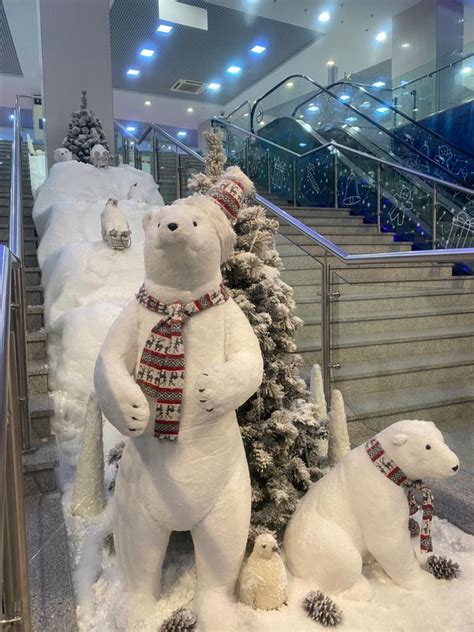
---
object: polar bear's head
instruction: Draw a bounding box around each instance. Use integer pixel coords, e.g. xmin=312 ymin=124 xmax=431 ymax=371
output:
xmin=379 ymin=419 xmax=459 ymax=480
xmin=141 ymin=166 xmax=253 ymax=291
xmin=53 ymin=147 xmax=73 ymax=162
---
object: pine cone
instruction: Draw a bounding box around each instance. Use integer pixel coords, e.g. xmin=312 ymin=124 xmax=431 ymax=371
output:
xmin=160 ymin=608 xmax=197 ymax=632
xmin=427 ymin=555 xmax=460 ymax=580
xmin=303 ymin=591 xmax=343 ymax=627
xmin=408 ymin=517 xmax=420 ymax=537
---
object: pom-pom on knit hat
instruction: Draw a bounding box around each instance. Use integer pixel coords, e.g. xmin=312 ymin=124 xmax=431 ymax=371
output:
xmin=207 ymin=166 xmax=255 ymax=224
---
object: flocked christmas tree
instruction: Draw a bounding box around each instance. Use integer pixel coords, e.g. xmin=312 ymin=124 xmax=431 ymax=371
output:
xmin=188 ymin=129 xmax=226 ymax=193
xmin=63 ymin=90 xmax=109 ymax=164
xmin=193 ymin=130 xmax=328 ymax=539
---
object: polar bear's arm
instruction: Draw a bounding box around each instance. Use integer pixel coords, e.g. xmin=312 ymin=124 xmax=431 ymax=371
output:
xmin=196 ymin=299 xmax=263 ymax=416
xmin=94 ymin=299 xmax=150 ymax=435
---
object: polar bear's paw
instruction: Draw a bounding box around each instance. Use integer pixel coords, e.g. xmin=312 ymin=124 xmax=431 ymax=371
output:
xmin=195 ymin=369 xmax=230 ymax=418
xmin=339 ymin=575 xmax=375 ymax=602
xmin=112 ymin=591 xmax=156 ymax=630
xmin=194 ymin=590 xmax=239 ymax=632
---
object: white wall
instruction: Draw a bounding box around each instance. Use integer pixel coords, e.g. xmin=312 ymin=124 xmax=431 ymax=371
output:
xmin=38 ymin=0 xmax=115 ymax=167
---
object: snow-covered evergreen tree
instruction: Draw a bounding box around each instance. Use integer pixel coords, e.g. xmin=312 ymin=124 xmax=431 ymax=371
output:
xmin=63 ymin=90 xmax=109 ymax=164
xmin=188 ymin=130 xmax=226 ymax=193
xmin=192 ymin=130 xmax=327 ymax=539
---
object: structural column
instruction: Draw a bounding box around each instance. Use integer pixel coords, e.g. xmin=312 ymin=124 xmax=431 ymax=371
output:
xmin=38 ymin=0 xmax=115 ymax=168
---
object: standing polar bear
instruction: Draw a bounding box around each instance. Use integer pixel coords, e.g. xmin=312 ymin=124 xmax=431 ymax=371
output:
xmin=94 ymin=166 xmax=263 ymax=629
xmin=284 ymin=420 xmax=459 ymax=600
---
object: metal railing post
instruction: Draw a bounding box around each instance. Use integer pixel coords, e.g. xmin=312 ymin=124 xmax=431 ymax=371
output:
xmin=333 ymin=152 xmax=338 ymax=208
xmin=292 ymin=159 xmax=297 ymax=207
xmin=432 ymin=183 xmax=437 ymax=249
xmin=267 ymin=149 xmax=271 ymax=194
xmin=321 ymin=259 xmax=332 ymax=407
xmin=244 ymin=137 xmax=249 ymax=174
xmin=152 ymin=132 xmax=159 ymax=183
xmin=176 ymin=148 xmax=182 ymax=199
xmin=376 ymin=163 xmax=382 ymax=232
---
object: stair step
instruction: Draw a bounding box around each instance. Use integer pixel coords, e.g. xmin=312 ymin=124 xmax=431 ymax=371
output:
xmin=25 ymin=267 xmax=41 ymax=286
xmin=27 ymin=329 xmax=47 ymax=360
xmin=0 ymin=226 xmax=36 ymax=239
xmin=28 ymin=358 xmax=48 ymax=395
xmin=27 ymin=303 xmax=44 ymax=331
xmin=297 ymin=323 xmax=474 ymax=363
xmin=345 ymin=380 xmax=473 ymax=428
xmin=278 ymin=216 xmax=366 ymax=228
xmin=30 ymin=394 xmax=54 ymax=440
xmin=23 ymin=435 xmax=58 ymax=495
xmin=280 ymin=247 xmax=412 ymax=268
xmin=276 ymin=226 xmax=390 ymax=239
xmin=25 ymin=492 xmax=78 ymax=631
xmin=334 ymin=350 xmax=474 ymax=395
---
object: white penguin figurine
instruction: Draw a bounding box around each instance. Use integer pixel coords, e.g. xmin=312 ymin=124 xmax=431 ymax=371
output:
xmin=100 ymin=197 xmax=131 ymax=250
xmin=238 ymin=534 xmax=289 ymax=610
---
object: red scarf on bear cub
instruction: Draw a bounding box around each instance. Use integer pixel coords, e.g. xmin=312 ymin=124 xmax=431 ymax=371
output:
xmin=135 ymin=283 xmax=229 ymax=441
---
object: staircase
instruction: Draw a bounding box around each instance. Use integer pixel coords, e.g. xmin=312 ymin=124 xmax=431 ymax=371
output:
xmin=261 ymin=192 xmax=474 ymax=436
xmin=0 ymin=140 xmax=77 ymax=630
xmin=157 ymin=150 xmax=205 ymax=203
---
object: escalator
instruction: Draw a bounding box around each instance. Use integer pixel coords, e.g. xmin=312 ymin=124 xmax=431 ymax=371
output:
xmin=233 ymin=74 xmax=474 ymax=256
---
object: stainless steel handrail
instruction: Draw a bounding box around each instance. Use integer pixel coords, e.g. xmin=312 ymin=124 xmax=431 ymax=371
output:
xmin=224 ymin=100 xmax=252 ymax=122
xmin=9 ymin=104 xmax=23 ymax=261
xmin=0 ymin=246 xmax=32 ymax=631
xmin=250 ymin=73 xmax=471 ymax=182
xmin=215 ymin=118 xmax=474 ymax=197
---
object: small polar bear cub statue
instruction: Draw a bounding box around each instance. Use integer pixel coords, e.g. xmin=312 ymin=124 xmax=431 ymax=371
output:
xmin=53 ymin=147 xmax=73 ymax=162
xmin=284 ymin=419 xmax=459 ymax=601
xmin=94 ymin=166 xmax=263 ymax=630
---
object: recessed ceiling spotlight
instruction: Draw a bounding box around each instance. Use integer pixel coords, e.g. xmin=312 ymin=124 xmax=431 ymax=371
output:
xmin=327 ymin=60 xmax=335 ymax=66
xmin=299 ymin=142 xmax=307 ymax=147
xmin=226 ymin=65 xmax=242 ymax=74
xmin=375 ymin=106 xmax=389 ymax=113
xmin=307 ymin=105 xmax=319 ymax=112
xmin=177 ymin=131 xmax=187 ymax=137
xmin=251 ymin=44 xmax=266 ymax=54
xmin=375 ymin=31 xmax=387 ymax=42
xmin=372 ymin=81 xmax=386 ymax=88
xmin=144 ymin=100 xmax=151 ymax=106
xmin=461 ymin=66 xmax=472 ymax=74
xmin=208 ymin=82 xmax=221 ymax=91
xmin=401 ymin=42 xmax=410 ymax=48
xmin=187 ymin=107 xmax=194 ymax=113
xmin=339 ymin=94 xmax=350 ymax=101
xmin=286 ymin=81 xmax=294 ymax=88
xmin=127 ymin=68 xmax=140 ymax=76
xmin=318 ymin=11 xmax=330 ymax=22
xmin=243 ymin=112 xmax=249 ymax=117
xmin=126 ymin=125 xmax=137 ymax=132
xmin=140 ymin=48 xmax=155 ymax=58
xmin=157 ymin=23 xmax=173 ymax=33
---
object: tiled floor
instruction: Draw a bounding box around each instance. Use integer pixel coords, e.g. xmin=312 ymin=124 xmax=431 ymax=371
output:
xmin=349 ymin=416 xmax=474 ymax=535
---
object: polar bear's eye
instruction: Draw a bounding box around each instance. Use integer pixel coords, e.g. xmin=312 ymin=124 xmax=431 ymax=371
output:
xmin=157 ymin=223 xmax=161 ymax=228
xmin=193 ymin=221 xmax=198 ymax=227
xmin=425 ymin=444 xmax=431 ymax=450
xmin=262 ymin=544 xmax=266 ymax=549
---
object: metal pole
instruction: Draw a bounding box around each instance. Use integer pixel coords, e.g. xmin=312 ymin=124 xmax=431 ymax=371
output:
xmin=152 ymin=132 xmax=159 ymax=183
xmin=333 ymin=152 xmax=338 ymax=208
xmin=432 ymin=184 xmax=437 ymax=249
xmin=176 ymin=148 xmax=182 ymax=199
xmin=2 ymin=333 xmax=32 ymax=631
xmin=244 ymin=137 xmax=249 ymax=174
xmin=321 ymin=259 xmax=332 ymax=406
xmin=292 ymin=159 xmax=297 ymax=207
xmin=376 ymin=164 xmax=382 ymax=232
xmin=267 ymin=149 xmax=271 ymax=194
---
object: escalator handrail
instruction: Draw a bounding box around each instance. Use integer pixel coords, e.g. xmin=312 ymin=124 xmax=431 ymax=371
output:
xmin=292 ymin=78 xmax=474 ymax=160
xmin=224 ymin=100 xmax=252 ymax=122
xmin=251 ymin=74 xmax=472 ymax=184
xmin=215 ymin=118 xmax=474 ymax=197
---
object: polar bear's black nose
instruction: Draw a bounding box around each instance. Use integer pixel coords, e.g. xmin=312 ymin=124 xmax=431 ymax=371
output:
xmin=452 ymin=465 xmax=459 ymax=472
xmin=167 ymin=223 xmax=178 ymax=231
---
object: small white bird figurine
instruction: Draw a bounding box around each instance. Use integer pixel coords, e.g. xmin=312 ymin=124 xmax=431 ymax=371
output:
xmin=238 ymin=534 xmax=289 ymax=610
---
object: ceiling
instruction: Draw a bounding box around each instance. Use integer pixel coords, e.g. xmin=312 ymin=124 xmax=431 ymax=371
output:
xmin=110 ymin=0 xmax=323 ymax=105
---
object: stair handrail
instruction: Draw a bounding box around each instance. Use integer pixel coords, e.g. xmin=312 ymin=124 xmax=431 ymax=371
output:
xmin=250 ymin=73 xmax=472 ymax=181
xmin=224 ymin=100 xmax=252 ymax=122
xmin=114 ymin=120 xmax=203 ymax=161
xmin=215 ymin=118 xmax=474 ymax=197
xmin=291 ymin=78 xmax=474 ymax=160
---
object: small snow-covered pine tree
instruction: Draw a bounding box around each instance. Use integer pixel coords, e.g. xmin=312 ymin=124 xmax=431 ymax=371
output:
xmin=196 ymin=130 xmax=327 ymax=538
xmin=63 ymin=90 xmax=109 ymax=164
xmin=188 ymin=130 xmax=226 ymax=193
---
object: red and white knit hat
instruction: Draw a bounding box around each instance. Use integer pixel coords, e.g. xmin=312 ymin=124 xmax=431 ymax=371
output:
xmin=207 ymin=166 xmax=255 ymax=224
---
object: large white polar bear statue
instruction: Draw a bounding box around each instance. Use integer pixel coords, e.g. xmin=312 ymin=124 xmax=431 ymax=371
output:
xmin=284 ymin=419 xmax=459 ymax=601
xmin=94 ymin=166 xmax=263 ymax=629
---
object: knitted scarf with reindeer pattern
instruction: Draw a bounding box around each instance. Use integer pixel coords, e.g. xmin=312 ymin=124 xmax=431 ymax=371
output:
xmin=135 ymin=283 xmax=229 ymax=440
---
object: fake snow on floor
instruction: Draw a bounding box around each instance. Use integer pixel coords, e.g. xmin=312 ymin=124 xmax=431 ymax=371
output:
xmin=34 ymin=161 xmax=474 ymax=632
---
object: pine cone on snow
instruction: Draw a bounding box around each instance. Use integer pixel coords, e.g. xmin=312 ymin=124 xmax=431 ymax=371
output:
xmin=427 ymin=555 xmax=460 ymax=580
xmin=408 ymin=517 xmax=420 ymax=537
xmin=160 ymin=607 xmax=197 ymax=632
xmin=303 ymin=591 xmax=343 ymax=627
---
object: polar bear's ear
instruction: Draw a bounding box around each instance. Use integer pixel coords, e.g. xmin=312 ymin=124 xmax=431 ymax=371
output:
xmin=392 ymin=433 xmax=408 ymax=446
xmin=142 ymin=210 xmax=156 ymax=230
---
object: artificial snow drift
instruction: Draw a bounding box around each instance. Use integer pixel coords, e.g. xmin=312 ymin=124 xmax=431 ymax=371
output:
xmin=35 ymin=160 xmax=474 ymax=632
